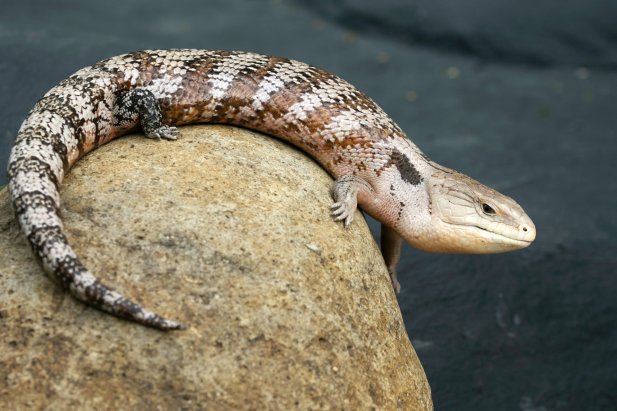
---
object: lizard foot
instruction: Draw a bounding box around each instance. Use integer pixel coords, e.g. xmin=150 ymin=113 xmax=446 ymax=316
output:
xmin=146 ymin=125 xmax=180 ymax=140
xmin=331 ymin=175 xmax=369 ymax=228
xmin=389 ymin=268 xmax=401 ymax=294
xmin=331 ymin=199 xmax=356 ymax=227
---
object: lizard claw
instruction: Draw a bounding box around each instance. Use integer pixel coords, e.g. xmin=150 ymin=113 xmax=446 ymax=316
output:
xmin=331 ymin=201 xmax=355 ymax=227
xmin=147 ymin=125 xmax=180 ymax=140
xmin=390 ymin=271 xmax=401 ymax=294
xmin=331 ymin=175 xmax=366 ymax=228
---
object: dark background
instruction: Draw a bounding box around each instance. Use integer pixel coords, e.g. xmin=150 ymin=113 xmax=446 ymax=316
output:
xmin=1 ymin=1 xmax=616 ymax=409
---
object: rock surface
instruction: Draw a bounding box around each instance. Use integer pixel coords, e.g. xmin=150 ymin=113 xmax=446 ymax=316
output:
xmin=0 ymin=125 xmax=432 ymax=410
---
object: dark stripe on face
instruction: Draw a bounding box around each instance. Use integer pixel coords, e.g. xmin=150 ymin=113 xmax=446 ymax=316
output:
xmin=390 ymin=148 xmax=422 ymax=185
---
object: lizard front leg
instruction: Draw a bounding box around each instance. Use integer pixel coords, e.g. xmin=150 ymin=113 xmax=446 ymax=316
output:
xmin=114 ymin=89 xmax=180 ymax=140
xmin=331 ymin=176 xmax=403 ymax=294
xmin=330 ymin=175 xmax=374 ymax=227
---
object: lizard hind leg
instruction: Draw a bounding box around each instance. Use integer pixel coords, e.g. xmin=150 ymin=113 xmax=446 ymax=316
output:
xmin=114 ymin=89 xmax=180 ymax=140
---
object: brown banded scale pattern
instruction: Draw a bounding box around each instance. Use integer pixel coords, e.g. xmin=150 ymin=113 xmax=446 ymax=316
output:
xmin=6 ymin=49 xmax=472 ymax=330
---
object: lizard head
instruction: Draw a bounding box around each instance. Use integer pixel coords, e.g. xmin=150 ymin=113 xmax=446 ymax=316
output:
xmin=403 ymin=166 xmax=536 ymax=253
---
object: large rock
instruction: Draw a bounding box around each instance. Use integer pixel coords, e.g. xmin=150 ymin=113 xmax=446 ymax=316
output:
xmin=0 ymin=125 xmax=432 ymax=410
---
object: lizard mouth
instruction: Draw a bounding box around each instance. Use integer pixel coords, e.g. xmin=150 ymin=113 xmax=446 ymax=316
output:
xmin=427 ymin=220 xmax=535 ymax=254
xmin=471 ymin=225 xmax=533 ymax=248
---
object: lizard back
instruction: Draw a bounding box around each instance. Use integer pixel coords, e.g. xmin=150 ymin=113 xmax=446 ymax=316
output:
xmin=7 ymin=49 xmax=419 ymax=329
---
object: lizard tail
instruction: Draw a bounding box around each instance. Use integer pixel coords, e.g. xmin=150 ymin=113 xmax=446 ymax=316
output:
xmin=8 ymin=168 xmax=184 ymax=330
xmin=7 ymin=100 xmax=184 ymax=331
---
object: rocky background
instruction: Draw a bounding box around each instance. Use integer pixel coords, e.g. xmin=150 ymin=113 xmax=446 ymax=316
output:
xmin=1 ymin=0 xmax=616 ymax=409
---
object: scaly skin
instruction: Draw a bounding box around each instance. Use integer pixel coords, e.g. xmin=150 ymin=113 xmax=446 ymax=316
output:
xmin=7 ymin=49 xmax=536 ymax=330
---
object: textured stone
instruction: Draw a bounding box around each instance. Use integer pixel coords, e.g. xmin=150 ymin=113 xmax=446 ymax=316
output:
xmin=0 ymin=125 xmax=432 ymax=410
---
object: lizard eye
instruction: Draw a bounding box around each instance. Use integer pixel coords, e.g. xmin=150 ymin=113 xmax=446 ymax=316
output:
xmin=482 ymin=203 xmax=497 ymax=215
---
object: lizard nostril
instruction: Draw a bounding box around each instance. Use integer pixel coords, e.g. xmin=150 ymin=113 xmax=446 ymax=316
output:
xmin=518 ymin=223 xmax=536 ymax=242
xmin=520 ymin=224 xmax=533 ymax=235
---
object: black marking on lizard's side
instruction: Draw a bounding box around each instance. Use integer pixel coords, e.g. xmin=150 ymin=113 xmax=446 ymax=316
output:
xmin=389 ymin=148 xmax=423 ymax=185
xmin=397 ymin=201 xmax=406 ymax=221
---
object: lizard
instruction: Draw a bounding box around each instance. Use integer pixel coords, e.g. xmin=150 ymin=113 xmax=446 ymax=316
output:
xmin=7 ymin=49 xmax=536 ymax=330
